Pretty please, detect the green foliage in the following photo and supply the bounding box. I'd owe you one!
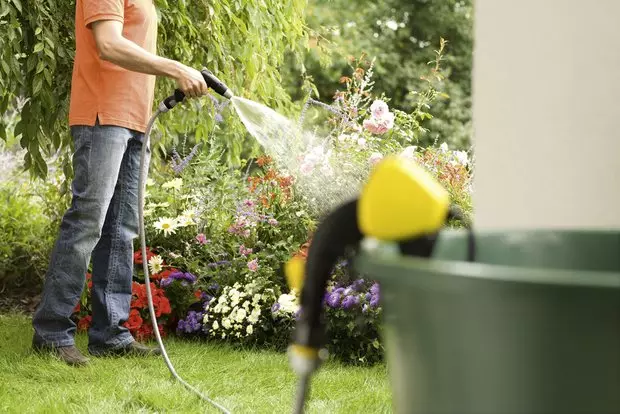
[0,180,64,292]
[285,0,473,148]
[0,0,309,178]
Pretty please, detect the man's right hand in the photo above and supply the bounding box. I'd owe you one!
[174,64,209,99]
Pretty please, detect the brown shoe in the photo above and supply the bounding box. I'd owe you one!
[33,342,90,367]
[90,341,162,357]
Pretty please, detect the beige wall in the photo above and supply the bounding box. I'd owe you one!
[472,1,620,229]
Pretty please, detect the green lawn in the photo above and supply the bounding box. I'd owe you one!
[0,314,392,413]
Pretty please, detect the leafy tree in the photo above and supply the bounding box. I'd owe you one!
[0,0,308,178]
[285,0,473,148]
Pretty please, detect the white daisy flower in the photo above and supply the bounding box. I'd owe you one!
[153,217,178,236]
[148,255,164,274]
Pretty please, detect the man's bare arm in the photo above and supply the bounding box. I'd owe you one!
[91,19,208,98]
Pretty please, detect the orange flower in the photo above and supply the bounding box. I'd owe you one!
[256,155,273,167]
[77,315,92,332]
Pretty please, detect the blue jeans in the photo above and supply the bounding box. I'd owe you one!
[32,121,150,353]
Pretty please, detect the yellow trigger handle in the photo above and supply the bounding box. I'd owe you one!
[358,156,450,241]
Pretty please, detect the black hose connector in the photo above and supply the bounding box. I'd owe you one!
[295,199,363,350]
[161,68,233,111]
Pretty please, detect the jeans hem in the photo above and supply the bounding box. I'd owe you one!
[32,337,76,349]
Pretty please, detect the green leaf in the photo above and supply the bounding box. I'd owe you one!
[35,27,42,36]
[32,75,43,95]
[33,42,44,53]
[11,0,22,13]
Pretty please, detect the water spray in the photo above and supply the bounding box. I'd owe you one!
[138,68,233,414]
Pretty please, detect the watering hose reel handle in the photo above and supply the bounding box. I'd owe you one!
[160,68,233,111]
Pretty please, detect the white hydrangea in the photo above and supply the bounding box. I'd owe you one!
[277,291,300,314]
[204,281,276,340]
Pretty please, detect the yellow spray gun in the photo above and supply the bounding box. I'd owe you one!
[285,155,469,413]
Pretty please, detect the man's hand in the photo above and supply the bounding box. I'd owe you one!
[173,64,209,98]
[91,19,209,98]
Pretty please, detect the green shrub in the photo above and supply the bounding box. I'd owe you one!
[0,184,54,291]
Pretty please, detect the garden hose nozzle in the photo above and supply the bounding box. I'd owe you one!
[160,68,234,112]
[289,155,458,413]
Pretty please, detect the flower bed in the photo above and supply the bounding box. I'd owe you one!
[72,52,472,365]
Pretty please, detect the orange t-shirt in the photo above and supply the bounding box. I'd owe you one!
[69,0,158,133]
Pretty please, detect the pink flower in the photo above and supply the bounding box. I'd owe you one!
[363,111,395,135]
[239,245,253,256]
[195,233,209,245]
[267,218,279,226]
[357,137,367,147]
[369,152,383,166]
[247,259,259,272]
[370,100,389,119]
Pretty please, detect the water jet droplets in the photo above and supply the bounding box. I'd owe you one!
[231,97,368,217]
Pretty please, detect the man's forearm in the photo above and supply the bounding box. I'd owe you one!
[91,19,208,98]
[97,34,181,79]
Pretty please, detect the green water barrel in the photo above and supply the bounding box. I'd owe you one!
[355,230,620,414]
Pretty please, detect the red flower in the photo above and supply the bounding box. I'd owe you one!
[134,247,156,265]
[153,295,172,317]
[194,290,203,300]
[124,309,143,331]
[136,323,153,341]
[86,272,93,290]
[73,302,81,313]
[77,315,92,332]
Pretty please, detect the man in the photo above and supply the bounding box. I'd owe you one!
[32,0,208,366]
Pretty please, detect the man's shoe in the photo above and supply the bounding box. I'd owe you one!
[33,342,90,367]
[90,341,162,357]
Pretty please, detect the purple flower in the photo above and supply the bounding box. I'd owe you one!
[267,218,278,226]
[208,283,220,291]
[365,293,372,302]
[370,295,380,308]
[334,287,345,295]
[271,303,281,313]
[326,292,341,308]
[342,295,359,310]
[171,144,201,175]
[214,113,224,123]
[177,311,204,334]
[370,283,380,296]
[362,304,370,313]
[167,271,197,284]
[343,287,353,296]
[160,278,173,288]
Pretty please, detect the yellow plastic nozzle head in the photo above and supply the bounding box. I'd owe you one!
[285,255,306,292]
[358,156,450,241]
